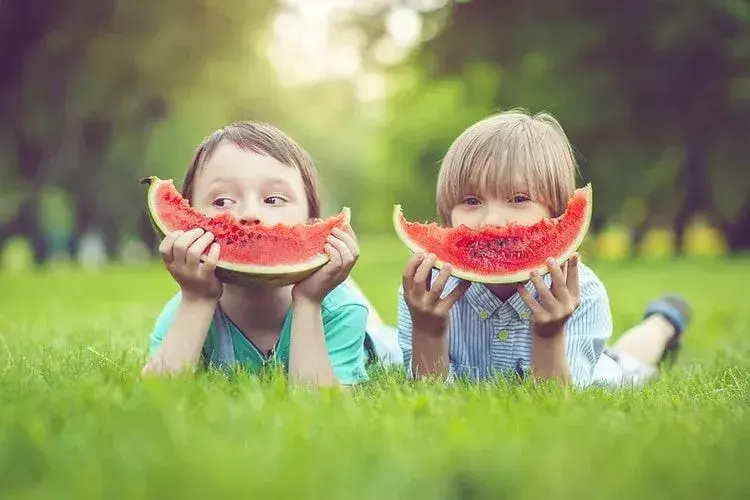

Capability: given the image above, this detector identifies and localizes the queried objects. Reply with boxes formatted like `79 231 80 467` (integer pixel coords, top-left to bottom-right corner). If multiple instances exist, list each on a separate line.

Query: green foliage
361 62 501 231
0 0 281 249
356 0 750 244
3 0 750 257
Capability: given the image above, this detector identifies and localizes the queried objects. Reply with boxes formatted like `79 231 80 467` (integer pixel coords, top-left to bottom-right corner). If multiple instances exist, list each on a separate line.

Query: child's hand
292 225 359 304
518 254 581 338
403 253 470 335
159 228 222 302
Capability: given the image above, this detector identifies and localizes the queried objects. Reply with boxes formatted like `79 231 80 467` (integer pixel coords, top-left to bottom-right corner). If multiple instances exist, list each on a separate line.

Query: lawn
0 236 748 499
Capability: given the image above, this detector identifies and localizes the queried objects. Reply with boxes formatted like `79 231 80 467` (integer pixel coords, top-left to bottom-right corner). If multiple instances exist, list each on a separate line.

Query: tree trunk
673 133 713 253
0 193 49 265
725 200 750 251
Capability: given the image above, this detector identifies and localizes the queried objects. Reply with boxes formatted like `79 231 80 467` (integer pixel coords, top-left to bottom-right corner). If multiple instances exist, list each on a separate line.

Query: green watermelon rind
392 184 593 284
141 176 349 287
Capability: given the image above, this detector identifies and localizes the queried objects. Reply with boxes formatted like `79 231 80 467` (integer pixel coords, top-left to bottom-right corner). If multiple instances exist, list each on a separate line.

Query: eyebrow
204 176 295 190
205 176 237 186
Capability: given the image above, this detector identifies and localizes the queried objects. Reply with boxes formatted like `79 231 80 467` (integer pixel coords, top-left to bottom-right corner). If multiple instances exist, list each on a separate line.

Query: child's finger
331 228 359 258
402 253 424 293
429 264 453 304
530 271 556 306
173 228 205 265
199 243 221 279
413 253 436 293
566 253 581 298
187 231 215 269
546 258 567 298
437 279 470 315
341 224 358 244
518 285 545 317
327 235 353 266
325 243 343 269
159 231 183 263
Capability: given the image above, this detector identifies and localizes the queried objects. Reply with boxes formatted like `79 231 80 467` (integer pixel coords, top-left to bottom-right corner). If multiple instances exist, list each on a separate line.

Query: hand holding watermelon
402 253 471 334
518 254 582 338
291 225 360 304
159 228 223 302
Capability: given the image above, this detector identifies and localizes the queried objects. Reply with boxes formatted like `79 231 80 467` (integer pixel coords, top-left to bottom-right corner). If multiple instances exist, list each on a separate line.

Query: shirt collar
464 279 537 322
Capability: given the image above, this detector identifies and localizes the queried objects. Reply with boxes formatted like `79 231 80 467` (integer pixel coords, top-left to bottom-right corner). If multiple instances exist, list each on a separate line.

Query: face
191 141 310 226
450 180 552 229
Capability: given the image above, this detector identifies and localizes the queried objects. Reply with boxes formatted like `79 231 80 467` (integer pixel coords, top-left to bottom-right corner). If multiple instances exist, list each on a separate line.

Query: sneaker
644 294 692 365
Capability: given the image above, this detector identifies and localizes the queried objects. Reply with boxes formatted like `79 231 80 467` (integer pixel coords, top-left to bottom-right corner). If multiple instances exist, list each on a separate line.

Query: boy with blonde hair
398 109 690 387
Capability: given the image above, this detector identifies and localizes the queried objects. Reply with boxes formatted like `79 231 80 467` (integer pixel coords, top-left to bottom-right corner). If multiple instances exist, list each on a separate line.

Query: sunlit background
1 0 748 268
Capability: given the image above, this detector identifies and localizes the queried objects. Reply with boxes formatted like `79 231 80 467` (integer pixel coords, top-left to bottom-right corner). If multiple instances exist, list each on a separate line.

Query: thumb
437 279 470 315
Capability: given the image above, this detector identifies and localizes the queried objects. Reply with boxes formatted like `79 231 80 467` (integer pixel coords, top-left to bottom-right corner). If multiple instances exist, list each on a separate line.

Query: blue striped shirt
397 262 613 387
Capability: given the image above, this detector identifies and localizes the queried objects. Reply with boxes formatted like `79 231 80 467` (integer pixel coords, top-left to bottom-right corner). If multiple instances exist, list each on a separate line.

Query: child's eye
264 195 287 206
510 194 531 204
463 196 482 206
212 197 235 209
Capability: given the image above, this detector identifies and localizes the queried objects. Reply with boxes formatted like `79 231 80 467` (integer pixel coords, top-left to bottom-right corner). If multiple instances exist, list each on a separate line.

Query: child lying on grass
394 109 691 388
143 121 371 388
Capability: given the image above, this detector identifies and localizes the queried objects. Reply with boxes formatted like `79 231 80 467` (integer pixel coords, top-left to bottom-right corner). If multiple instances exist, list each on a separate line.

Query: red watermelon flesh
393 184 592 284
142 176 349 285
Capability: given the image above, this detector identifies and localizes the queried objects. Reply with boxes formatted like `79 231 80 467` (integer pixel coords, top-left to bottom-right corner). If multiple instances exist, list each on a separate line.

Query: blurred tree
0 0 112 262
354 0 750 249
0 0 279 263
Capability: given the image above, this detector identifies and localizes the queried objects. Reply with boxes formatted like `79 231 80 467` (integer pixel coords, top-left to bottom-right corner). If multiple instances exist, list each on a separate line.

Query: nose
479 206 514 228
236 203 262 226
480 213 511 228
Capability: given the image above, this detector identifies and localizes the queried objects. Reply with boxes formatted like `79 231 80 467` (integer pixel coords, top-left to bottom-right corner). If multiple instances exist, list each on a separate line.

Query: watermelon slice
141 176 350 287
393 184 593 284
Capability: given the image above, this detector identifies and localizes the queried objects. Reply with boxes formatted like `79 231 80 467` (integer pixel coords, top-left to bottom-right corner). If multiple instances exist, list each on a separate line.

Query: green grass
0 237 748 499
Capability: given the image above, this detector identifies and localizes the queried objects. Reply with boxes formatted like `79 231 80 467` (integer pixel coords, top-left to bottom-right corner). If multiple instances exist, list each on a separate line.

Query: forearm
530 331 571 383
288 297 338 388
411 324 450 380
142 296 216 376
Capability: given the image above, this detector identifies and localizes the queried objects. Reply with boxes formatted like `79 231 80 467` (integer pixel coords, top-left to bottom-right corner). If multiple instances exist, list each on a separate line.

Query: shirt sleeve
148 293 183 356
324 303 370 385
397 284 457 383
563 272 613 387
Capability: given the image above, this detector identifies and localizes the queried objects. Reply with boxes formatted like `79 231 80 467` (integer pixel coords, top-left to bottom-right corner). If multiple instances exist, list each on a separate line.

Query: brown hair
436 109 578 225
181 121 321 219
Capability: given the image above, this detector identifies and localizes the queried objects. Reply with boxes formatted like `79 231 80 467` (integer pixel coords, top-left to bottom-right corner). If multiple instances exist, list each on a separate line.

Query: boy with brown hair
143 121 370 387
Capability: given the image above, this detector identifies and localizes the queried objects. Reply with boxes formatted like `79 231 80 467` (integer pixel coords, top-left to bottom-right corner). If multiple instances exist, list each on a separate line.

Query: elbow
140 356 163 378
140 355 193 378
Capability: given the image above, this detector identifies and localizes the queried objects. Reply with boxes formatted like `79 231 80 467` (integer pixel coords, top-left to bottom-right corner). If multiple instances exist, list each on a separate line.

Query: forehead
465 161 529 189
457 154 537 201
194 141 303 189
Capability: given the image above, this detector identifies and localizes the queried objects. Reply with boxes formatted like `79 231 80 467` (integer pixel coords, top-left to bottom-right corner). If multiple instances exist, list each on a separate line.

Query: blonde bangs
436 110 578 224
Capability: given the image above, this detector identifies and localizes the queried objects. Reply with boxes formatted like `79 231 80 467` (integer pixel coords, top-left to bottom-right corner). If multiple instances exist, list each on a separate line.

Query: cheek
262 202 309 225
515 203 552 225
190 198 215 217
450 206 482 229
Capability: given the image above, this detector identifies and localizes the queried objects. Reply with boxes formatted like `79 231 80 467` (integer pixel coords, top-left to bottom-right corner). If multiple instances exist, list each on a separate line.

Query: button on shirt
397 262 613 387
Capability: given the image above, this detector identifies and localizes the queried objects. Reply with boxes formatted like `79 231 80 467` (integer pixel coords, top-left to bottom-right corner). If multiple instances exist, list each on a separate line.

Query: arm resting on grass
142 295 217 376
288 297 339 388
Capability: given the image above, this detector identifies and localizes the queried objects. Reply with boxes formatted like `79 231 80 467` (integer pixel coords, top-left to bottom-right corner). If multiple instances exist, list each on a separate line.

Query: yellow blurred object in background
595 224 632 261
0 237 34 271
639 226 676 260
683 215 728 257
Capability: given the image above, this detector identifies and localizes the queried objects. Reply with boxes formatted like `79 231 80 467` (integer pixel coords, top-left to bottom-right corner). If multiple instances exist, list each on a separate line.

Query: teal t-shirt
148 282 370 384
